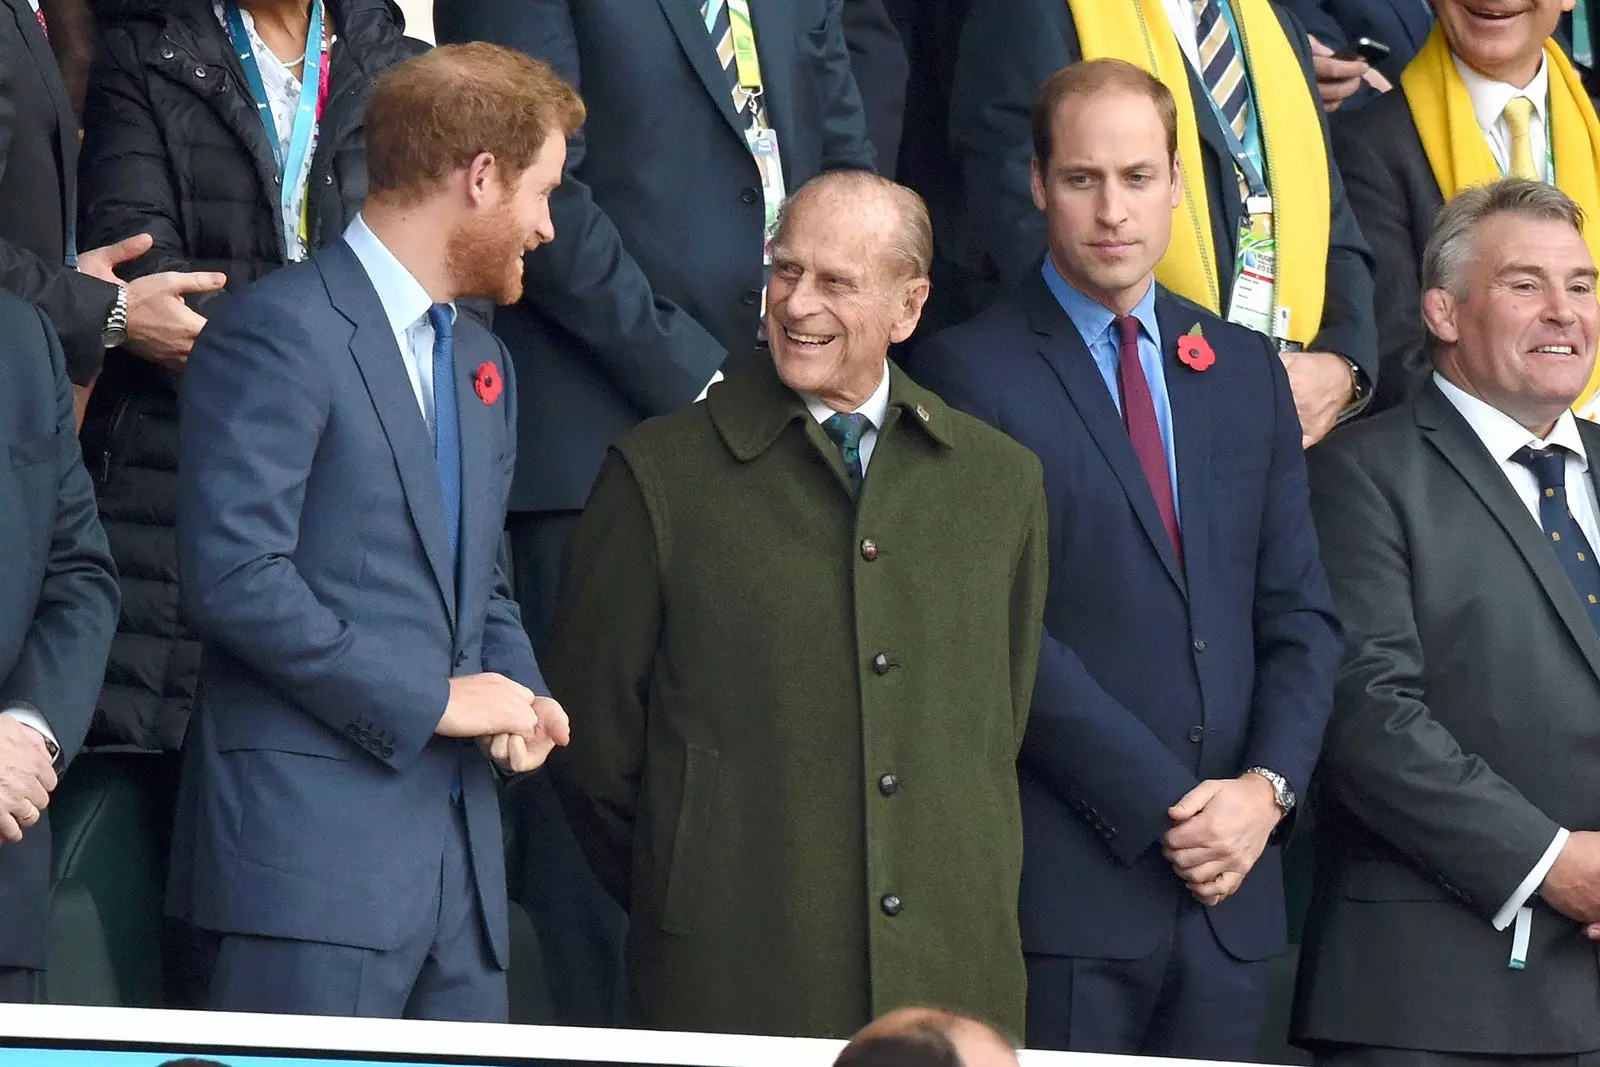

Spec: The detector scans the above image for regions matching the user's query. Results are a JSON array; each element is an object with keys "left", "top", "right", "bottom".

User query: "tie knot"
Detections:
[
  {"left": 1512, "top": 444, "right": 1568, "bottom": 491},
  {"left": 1502, "top": 95, "right": 1536, "bottom": 136},
  {"left": 1114, "top": 315, "right": 1142, "bottom": 350},
  {"left": 427, "top": 303, "right": 453, "bottom": 340},
  {"left": 822, "top": 411, "right": 871, "bottom": 451}
]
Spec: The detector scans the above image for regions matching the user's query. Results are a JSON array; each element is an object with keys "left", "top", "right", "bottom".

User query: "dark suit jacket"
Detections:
[
  {"left": 1330, "top": 87, "right": 1440, "bottom": 414},
  {"left": 913, "top": 273, "right": 1340, "bottom": 962},
  {"left": 0, "top": 290, "right": 117, "bottom": 969},
  {"left": 1294, "top": 382, "right": 1600, "bottom": 1056},
  {"left": 843, "top": 0, "right": 906, "bottom": 180},
  {"left": 1279, "top": 0, "right": 1431, "bottom": 82},
  {"left": 949, "top": 1, "right": 1377, "bottom": 377},
  {"left": 0, "top": 0, "right": 117, "bottom": 384},
  {"left": 433, "top": 0, "right": 874, "bottom": 515},
  {"left": 170, "top": 241, "right": 544, "bottom": 964}
]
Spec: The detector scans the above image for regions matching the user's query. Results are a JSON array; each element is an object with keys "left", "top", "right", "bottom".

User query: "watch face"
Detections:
[{"left": 102, "top": 328, "right": 127, "bottom": 348}]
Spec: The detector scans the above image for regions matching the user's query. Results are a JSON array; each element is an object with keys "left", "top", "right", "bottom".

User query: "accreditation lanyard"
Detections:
[
  {"left": 224, "top": 0, "right": 327, "bottom": 258},
  {"left": 705, "top": 0, "right": 786, "bottom": 274},
  {"left": 721, "top": 0, "right": 764, "bottom": 91}
]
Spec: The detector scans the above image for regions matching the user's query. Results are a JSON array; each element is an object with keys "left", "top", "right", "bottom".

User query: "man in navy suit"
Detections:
[
  {"left": 915, "top": 59, "right": 1340, "bottom": 1060},
  {"left": 171, "top": 44, "right": 579, "bottom": 1020}
]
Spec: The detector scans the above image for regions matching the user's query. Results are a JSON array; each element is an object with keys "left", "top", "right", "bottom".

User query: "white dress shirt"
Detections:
[
  {"left": 1452, "top": 52, "right": 1552, "bottom": 183},
  {"left": 1435, "top": 372, "right": 1581, "bottom": 929},
  {"left": 1, "top": 704, "right": 59, "bottom": 766},
  {"left": 802, "top": 362, "right": 892, "bottom": 474},
  {"left": 342, "top": 214, "right": 456, "bottom": 432},
  {"left": 1162, "top": 0, "right": 1204, "bottom": 69}
]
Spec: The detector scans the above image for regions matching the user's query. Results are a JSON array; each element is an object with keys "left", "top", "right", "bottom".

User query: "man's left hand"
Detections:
[
  {"left": 1162, "top": 773, "right": 1282, "bottom": 903},
  {"left": 1282, "top": 350, "right": 1355, "bottom": 448},
  {"left": 483, "top": 695, "right": 571, "bottom": 774},
  {"left": 1308, "top": 35, "right": 1370, "bottom": 112}
]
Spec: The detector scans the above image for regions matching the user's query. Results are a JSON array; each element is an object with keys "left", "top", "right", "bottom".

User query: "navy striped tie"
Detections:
[{"left": 1512, "top": 445, "right": 1600, "bottom": 633}]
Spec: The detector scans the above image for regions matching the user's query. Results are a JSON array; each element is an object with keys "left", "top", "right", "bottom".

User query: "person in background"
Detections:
[
  {"left": 547, "top": 170, "right": 1048, "bottom": 1040},
  {"left": 1295, "top": 178, "right": 1600, "bottom": 1067},
  {"left": 1280, "top": 0, "right": 1432, "bottom": 102},
  {"left": 169, "top": 43, "right": 578, "bottom": 1019},
  {"left": 916, "top": 59, "right": 1339, "bottom": 1060},
  {"left": 1333, "top": 0, "right": 1600, "bottom": 414},
  {"left": 836, "top": 1008, "right": 1021, "bottom": 1067},
  {"left": 947, "top": 0, "right": 1377, "bottom": 448},
  {"left": 431, "top": 0, "right": 875, "bottom": 1028},
  {"left": 74, "top": 0, "right": 419, "bottom": 755},
  {"left": 843, "top": 0, "right": 908, "bottom": 179},
  {"left": 0, "top": 289, "right": 119, "bottom": 1003}
]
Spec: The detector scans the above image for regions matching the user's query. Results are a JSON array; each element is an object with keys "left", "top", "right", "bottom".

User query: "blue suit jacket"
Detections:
[
  {"left": 911, "top": 274, "right": 1339, "bottom": 962},
  {"left": 170, "top": 240, "right": 544, "bottom": 964},
  {"left": 433, "top": 0, "right": 875, "bottom": 515}
]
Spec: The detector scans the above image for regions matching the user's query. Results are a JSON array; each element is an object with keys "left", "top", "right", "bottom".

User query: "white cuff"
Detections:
[
  {"left": 694, "top": 369, "right": 725, "bottom": 403},
  {"left": 2, "top": 704, "right": 61, "bottom": 765},
  {"left": 1492, "top": 827, "right": 1569, "bottom": 931}
]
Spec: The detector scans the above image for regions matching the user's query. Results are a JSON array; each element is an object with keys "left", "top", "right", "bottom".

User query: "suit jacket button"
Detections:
[
  {"left": 880, "top": 894, "right": 903, "bottom": 917},
  {"left": 1188, "top": 726, "right": 1204, "bottom": 743},
  {"left": 872, "top": 653, "right": 891, "bottom": 675},
  {"left": 742, "top": 289, "right": 760, "bottom": 306},
  {"left": 741, "top": 187, "right": 759, "bottom": 204},
  {"left": 1193, "top": 638, "right": 1207, "bottom": 653},
  {"left": 860, "top": 538, "right": 878, "bottom": 561},
  {"left": 878, "top": 773, "right": 900, "bottom": 796}
]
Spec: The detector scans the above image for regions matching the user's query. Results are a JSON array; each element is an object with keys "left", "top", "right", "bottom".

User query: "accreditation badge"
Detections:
[
  {"left": 747, "top": 125, "right": 786, "bottom": 266},
  {"left": 1225, "top": 196, "right": 1282, "bottom": 340}
]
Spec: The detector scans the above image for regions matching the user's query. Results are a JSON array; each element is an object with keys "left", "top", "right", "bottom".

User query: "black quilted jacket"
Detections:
[{"left": 75, "top": 0, "right": 422, "bottom": 750}]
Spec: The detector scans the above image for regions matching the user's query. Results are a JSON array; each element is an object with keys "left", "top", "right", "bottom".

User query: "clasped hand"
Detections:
[
  {"left": 1162, "top": 773, "right": 1282, "bottom": 907},
  {"left": 436, "top": 672, "right": 571, "bottom": 774},
  {"left": 0, "top": 716, "right": 57, "bottom": 845}
]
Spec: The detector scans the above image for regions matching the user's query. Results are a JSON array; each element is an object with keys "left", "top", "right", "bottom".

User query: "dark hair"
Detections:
[
  {"left": 834, "top": 1026, "right": 964, "bottom": 1067},
  {"left": 157, "top": 1059, "right": 232, "bottom": 1067},
  {"left": 1032, "top": 58, "right": 1179, "bottom": 168},
  {"left": 366, "top": 42, "right": 586, "bottom": 202}
]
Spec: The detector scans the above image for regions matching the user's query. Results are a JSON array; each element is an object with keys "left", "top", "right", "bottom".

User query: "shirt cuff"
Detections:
[
  {"left": 1492, "top": 827, "right": 1570, "bottom": 931},
  {"left": 695, "top": 369, "right": 725, "bottom": 403},
  {"left": 2, "top": 704, "right": 62, "bottom": 767}
]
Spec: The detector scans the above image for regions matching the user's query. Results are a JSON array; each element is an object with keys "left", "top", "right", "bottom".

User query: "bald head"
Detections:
[
  {"left": 834, "top": 1008, "right": 1020, "bottom": 1067},
  {"left": 774, "top": 171, "right": 934, "bottom": 282}
]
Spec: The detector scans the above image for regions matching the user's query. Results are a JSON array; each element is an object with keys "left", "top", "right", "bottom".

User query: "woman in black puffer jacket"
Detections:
[{"left": 76, "top": 0, "right": 423, "bottom": 750}]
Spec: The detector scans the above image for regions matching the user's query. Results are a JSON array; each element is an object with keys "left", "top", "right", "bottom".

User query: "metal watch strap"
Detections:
[
  {"left": 1245, "top": 766, "right": 1295, "bottom": 815},
  {"left": 102, "top": 285, "right": 129, "bottom": 348}
]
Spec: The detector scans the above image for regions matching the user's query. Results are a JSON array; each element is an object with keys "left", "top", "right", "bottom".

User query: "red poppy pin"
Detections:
[
  {"left": 1176, "top": 324, "right": 1216, "bottom": 372},
  {"left": 474, "top": 361, "right": 503, "bottom": 405}
]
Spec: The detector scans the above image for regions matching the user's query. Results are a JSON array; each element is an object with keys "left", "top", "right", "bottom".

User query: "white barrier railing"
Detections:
[{"left": 0, "top": 1004, "right": 1235, "bottom": 1067}]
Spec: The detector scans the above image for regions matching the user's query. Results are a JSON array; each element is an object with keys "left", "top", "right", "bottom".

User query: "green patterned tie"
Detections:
[{"left": 822, "top": 412, "right": 871, "bottom": 496}]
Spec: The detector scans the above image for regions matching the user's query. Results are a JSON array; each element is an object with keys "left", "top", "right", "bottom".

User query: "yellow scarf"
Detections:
[
  {"left": 1403, "top": 25, "right": 1600, "bottom": 415},
  {"left": 1066, "top": 0, "right": 1330, "bottom": 345}
]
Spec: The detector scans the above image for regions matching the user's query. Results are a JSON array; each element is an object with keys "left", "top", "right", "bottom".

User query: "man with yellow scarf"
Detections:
[
  {"left": 1334, "top": 0, "right": 1600, "bottom": 417},
  {"left": 949, "top": 0, "right": 1378, "bottom": 447}
]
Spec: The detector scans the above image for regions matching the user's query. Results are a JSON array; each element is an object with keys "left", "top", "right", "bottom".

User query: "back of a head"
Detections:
[
  {"left": 838, "top": 1008, "right": 1019, "bottom": 1067},
  {"left": 834, "top": 1026, "right": 965, "bottom": 1067}
]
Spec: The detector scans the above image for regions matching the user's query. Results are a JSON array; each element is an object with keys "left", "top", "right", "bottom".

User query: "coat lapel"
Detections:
[
  {"left": 453, "top": 327, "right": 496, "bottom": 624},
  {"left": 318, "top": 242, "right": 457, "bottom": 627},
  {"left": 5, "top": 0, "right": 77, "bottom": 221},
  {"left": 656, "top": 0, "right": 748, "bottom": 145},
  {"left": 1418, "top": 383, "right": 1600, "bottom": 684},
  {"left": 1156, "top": 290, "right": 1211, "bottom": 587},
  {"left": 1020, "top": 273, "right": 1186, "bottom": 595}
]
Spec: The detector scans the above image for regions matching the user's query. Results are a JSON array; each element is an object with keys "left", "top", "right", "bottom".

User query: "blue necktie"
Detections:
[
  {"left": 428, "top": 304, "right": 462, "bottom": 568},
  {"left": 822, "top": 412, "right": 871, "bottom": 496},
  {"left": 1512, "top": 445, "right": 1600, "bottom": 633}
]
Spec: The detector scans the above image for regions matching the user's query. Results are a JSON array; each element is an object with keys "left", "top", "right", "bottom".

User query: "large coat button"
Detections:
[
  {"left": 872, "top": 653, "right": 891, "bottom": 675},
  {"left": 880, "top": 894, "right": 903, "bottom": 917},
  {"left": 878, "top": 773, "right": 900, "bottom": 796},
  {"left": 860, "top": 538, "right": 878, "bottom": 561},
  {"left": 1188, "top": 726, "right": 1204, "bottom": 743}
]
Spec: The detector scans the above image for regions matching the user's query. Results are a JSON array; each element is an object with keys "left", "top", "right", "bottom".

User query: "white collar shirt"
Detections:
[
  {"left": 802, "top": 363, "right": 892, "bottom": 474},
  {"left": 1452, "top": 51, "right": 1552, "bottom": 182}
]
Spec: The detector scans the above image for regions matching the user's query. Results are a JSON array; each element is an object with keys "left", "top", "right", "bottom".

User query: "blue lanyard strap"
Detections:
[
  {"left": 223, "top": 0, "right": 325, "bottom": 252},
  {"left": 1191, "top": 74, "right": 1270, "bottom": 201}
]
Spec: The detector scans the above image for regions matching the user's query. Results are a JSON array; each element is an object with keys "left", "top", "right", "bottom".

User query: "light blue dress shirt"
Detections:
[
  {"left": 1042, "top": 258, "right": 1182, "bottom": 525},
  {"left": 342, "top": 213, "right": 457, "bottom": 432}
]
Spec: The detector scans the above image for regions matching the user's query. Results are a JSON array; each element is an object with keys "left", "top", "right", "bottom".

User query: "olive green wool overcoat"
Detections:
[{"left": 546, "top": 356, "right": 1048, "bottom": 1040}]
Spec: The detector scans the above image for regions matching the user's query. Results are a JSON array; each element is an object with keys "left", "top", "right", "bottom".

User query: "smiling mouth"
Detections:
[
  {"left": 1461, "top": 5, "right": 1522, "bottom": 21},
  {"left": 1531, "top": 344, "right": 1576, "bottom": 355},
  {"left": 784, "top": 328, "right": 837, "bottom": 348}
]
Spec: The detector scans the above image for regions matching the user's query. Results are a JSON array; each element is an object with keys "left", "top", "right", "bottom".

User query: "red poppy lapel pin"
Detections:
[
  {"left": 1176, "top": 324, "right": 1216, "bottom": 372},
  {"left": 474, "top": 361, "right": 503, "bottom": 405}
]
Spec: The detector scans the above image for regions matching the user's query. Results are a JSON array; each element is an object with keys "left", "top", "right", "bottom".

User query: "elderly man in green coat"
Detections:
[{"left": 545, "top": 171, "right": 1050, "bottom": 1040}]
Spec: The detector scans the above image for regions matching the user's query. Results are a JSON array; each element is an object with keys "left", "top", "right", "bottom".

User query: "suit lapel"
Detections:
[
  {"left": 1157, "top": 290, "right": 1211, "bottom": 586},
  {"left": 656, "top": 0, "right": 748, "bottom": 145},
  {"left": 1395, "top": 0, "right": 1433, "bottom": 51},
  {"left": 319, "top": 242, "right": 458, "bottom": 627},
  {"left": 5, "top": 0, "right": 77, "bottom": 226},
  {"left": 1418, "top": 384, "right": 1600, "bottom": 683},
  {"left": 1021, "top": 273, "right": 1187, "bottom": 595},
  {"left": 453, "top": 327, "right": 496, "bottom": 625}
]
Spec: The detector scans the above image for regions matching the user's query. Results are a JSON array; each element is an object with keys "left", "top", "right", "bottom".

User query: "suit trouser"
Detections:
[
  {"left": 1025, "top": 894, "right": 1269, "bottom": 1060},
  {"left": 1317, "top": 1046, "right": 1600, "bottom": 1067},
  {"left": 0, "top": 967, "right": 41, "bottom": 1003},
  {"left": 206, "top": 797, "right": 506, "bottom": 1021},
  {"left": 502, "top": 510, "right": 629, "bottom": 1026}
]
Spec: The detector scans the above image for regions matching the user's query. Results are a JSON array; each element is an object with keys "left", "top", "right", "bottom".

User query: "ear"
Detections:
[
  {"left": 890, "top": 277, "right": 932, "bottom": 345},
  {"left": 1170, "top": 154, "right": 1184, "bottom": 209},
  {"left": 1031, "top": 157, "right": 1048, "bottom": 213},
  {"left": 1564, "top": 0, "right": 1578, "bottom": 13},
  {"left": 464, "top": 151, "right": 499, "bottom": 207},
  {"left": 1421, "top": 287, "right": 1461, "bottom": 346}
]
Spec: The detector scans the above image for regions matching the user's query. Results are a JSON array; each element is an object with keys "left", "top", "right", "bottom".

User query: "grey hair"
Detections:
[
  {"left": 1423, "top": 178, "right": 1586, "bottom": 299},
  {"left": 772, "top": 170, "right": 934, "bottom": 281}
]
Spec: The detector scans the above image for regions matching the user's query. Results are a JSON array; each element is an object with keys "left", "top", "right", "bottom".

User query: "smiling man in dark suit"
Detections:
[{"left": 916, "top": 59, "right": 1340, "bottom": 1060}]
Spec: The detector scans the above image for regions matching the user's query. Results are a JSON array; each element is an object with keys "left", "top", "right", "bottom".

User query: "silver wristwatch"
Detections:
[
  {"left": 101, "top": 285, "right": 129, "bottom": 348},
  {"left": 1245, "top": 766, "right": 1296, "bottom": 816}
]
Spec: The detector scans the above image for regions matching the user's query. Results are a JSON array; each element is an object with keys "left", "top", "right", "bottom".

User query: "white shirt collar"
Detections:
[
  {"left": 1434, "top": 371, "right": 1589, "bottom": 471},
  {"left": 803, "top": 363, "right": 892, "bottom": 430},
  {"left": 342, "top": 213, "right": 454, "bottom": 338},
  {"left": 1451, "top": 52, "right": 1550, "bottom": 142}
]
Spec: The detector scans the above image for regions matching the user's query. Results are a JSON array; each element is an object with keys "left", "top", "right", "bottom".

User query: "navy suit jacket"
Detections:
[
  {"left": 911, "top": 273, "right": 1340, "bottom": 961},
  {"left": 1280, "top": 0, "right": 1432, "bottom": 81},
  {"left": 433, "top": 0, "right": 875, "bottom": 515},
  {"left": 949, "top": 0, "right": 1377, "bottom": 379},
  {"left": 171, "top": 240, "right": 544, "bottom": 964},
  {"left": 0, "top": 292, "right": 117, "bottom": 970}
]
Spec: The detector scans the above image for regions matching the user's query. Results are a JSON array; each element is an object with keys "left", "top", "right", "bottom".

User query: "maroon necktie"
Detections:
[{"left": 1114, "top": 315, "right": 1182, "bottom": 561}]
